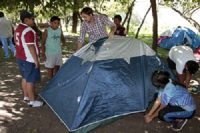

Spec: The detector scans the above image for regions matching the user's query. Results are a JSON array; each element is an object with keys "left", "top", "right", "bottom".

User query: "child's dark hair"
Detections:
[
  {"left": 152, "top": 70, "right": 186, "bottom": 88},
  {"left": 0, "top": 11, "right": 4, "bottom": 17},
  {"left": 186, "top": 60, "right": 199, "bottom": 74},
  {"left": 50, "top": 16, "right": 60, "bottom": 22},
  {"left": 81, "top": 7, "right": 93, "bottom": 15},
  {"left": 114, "top": 15, "right": 122, "bottom": 22},
  {"left": 151, "top": 70, "right": 170, "bottom": 88}
]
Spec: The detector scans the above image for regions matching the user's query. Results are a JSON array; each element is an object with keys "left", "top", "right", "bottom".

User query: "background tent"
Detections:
[
  {"left": 158, "top": 27, "right": 200, "bottom": 50},
  {"left": 40, "top": 36, "right": 172, "bottom": 132}
]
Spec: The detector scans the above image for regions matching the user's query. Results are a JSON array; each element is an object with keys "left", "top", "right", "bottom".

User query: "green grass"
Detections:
[
  {"left": 137, "top": 34, "right": 169, "bottom": 58},
  {"left": 138, "top": 34, "right": 169, "bottom": 58},
  {"left": 121, "top": 33, "right": 169, "bottom": 59},
  {"left": 0, "top": 34, "right": 169, "bottom": 62}
]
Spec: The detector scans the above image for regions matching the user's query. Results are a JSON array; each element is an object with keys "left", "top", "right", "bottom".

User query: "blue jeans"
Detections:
[
  {"left": 163, "top": 110, "right": 194, "bottom": 122},
  {"left": 158, "top": 105, "right": 195, "bottom": 122},
  {"left": 0, "top": 37, "right": 16, "bottom": 58}
]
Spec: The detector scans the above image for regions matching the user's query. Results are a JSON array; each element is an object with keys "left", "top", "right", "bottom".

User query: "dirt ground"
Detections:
[{"left": 0, "top": 56, "right": 200, "bottom": 133}]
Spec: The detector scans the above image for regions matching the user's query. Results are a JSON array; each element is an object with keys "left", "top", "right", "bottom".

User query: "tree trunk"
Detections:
[
  {"left": 126, "top": 8, "right": 132, "bottom": 33},
  {"left": 135, "top": 5, "right": 151, "bottom": 39},
  {"left": 172, "top": 7, "right": 200, "bottom": 33},
  {"left": 72, "top": 0, "right": 79, "bottom": 33},
  {"left": 72, "top": 11, "right": 79, "bottom": 33},
  {"left": 64, "top": 17, "right": 71, "bottom": 32},
  {"left": 150, "top": 0, "right": 158, "bottom": 52},
  {"left": 122, "top": 0, "right": 136, "bottom": 26}
]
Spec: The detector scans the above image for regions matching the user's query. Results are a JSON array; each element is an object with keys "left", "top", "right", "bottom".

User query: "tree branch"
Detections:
[
  {"left": 122, "top": 0, "right": 136, "bottom": 26},
  {"left": 135, "top": 5, "right": 151, "bottom": 38}
]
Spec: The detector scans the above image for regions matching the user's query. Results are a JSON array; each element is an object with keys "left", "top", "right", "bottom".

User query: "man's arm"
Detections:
[
  {"left": 76, "top": 42, "right": 82, "bottom": 51},
  {"left": 177, "top": 73, "right": 190, "bottom": 87},
  {"left": 28, "top": 45, "right": 39, "bottom": 68},
  {"left": 100, "top": 14, "right": 116, "bottom": 38},
  {"left": 177, "top": 73, "right": 185, "bottom": 85},
  {"left": 76, "top": 23, "right": 86, "bottom": 51},
  {"left": 24, "top": 30, "right": 40, "bottom": 68},
  {"left": 124, "top": 28, "right": 127, "bottom": 36},
  {"left": 184, "top": 71, "right": 192, "bottom": 87},
  {"left": 108, "top": 25, "right": 116, "bottom": 38}
]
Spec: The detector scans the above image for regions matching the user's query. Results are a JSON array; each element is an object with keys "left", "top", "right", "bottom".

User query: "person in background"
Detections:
[
  {"left": 41, "top": 16, "right": 65, "bottom": 79},
  {"left": 167, "top": 45, "right": 199, "bottom": 88},
  {"left": 14, "top": 10, "right": 43, "bottom": 107},
  {"left": 144, "top": 70, "right": 196, "bottom": 131},
  {"left": 113, "top": 14, "right": 126, "bottom": 36},
  {"left": 0, "top": 11, "right": 16, "bottom": 58},
  {"left": 76, "top": 7, "right": 116, "bottom": 50}
]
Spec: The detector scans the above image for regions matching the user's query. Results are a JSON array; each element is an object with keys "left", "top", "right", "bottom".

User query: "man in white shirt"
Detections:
[
  {"left": 0, "top": 11, "right": 16, "bottom": 58},
  {"left": 167, "top": 46, "right": 199, "bottom": 87}
]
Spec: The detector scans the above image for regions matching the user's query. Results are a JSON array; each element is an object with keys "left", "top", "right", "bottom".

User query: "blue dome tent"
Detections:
[{"left": 40, "top": 36, "right": 172, "bottom": 132}]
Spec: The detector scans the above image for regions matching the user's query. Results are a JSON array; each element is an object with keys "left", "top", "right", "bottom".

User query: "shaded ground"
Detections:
[{"left": 0, "top": 47, "right": 200, "bottom": 133}]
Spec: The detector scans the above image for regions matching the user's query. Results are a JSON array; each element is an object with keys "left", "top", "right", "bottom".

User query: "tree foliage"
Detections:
[
  {"left": 0, "top": 0, "right": 41, "bottom": 13},
  {"left": 160, "top": 0, "right": 200, "bottom": 32},
  {"left": 0, "top": 0, "right": 137, "bottom": 32}
]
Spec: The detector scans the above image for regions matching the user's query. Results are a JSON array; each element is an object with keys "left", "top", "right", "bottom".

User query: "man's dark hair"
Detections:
[
  {"left": 186, "top": 60, "right": 199, "bottom": 74},
  {"left": 81, "top": 7, "right": 93, "bottom": 15},
  {"left": 50, "top": 16, "right": 60, "bottom": 22},
  {"left": 20, "top": 10, "right": 34, "bottom": 22},
  {"left": 114, "top": 15, "right": 122, "bottom": 22},
  {"left": 0, "top": 11, "right": 4, "bottom": 18}
]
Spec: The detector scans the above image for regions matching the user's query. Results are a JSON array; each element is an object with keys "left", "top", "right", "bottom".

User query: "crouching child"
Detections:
[{"left": 144, "top": 70, "right": 196, "bottom": 131}]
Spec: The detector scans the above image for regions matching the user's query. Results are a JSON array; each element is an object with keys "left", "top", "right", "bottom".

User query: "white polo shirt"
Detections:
[{"left": 169, "top": 46, "right": 197, "bottom": 74}]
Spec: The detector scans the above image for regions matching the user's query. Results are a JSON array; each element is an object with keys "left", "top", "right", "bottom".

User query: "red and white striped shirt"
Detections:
[{"left": 14, "top": 23, "right": 39, "bottom": 63}]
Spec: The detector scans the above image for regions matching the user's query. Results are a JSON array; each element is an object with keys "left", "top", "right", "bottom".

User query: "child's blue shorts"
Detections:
[{"left": 17, "top": 59, "right": 41, "bottom": 83}]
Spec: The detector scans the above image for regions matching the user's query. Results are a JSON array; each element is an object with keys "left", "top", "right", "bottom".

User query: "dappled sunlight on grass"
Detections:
[
  {"left": 0, "top": 59, "right": 29, "bottom": 130},
  {"left": 0, "top": 101, "right": 16, "bottom": 108},
  {"left": 0, "top": 86, "right": 7, "bottom": 89},
  {"left": 15, "top": 75, "right": 21, "bottom": 78},
  {"left": 1, "top": 78, "right": 19, "bottom": 84},
  {"left": 2, "top": 79, "right": 15, "bottom": 82},
  {"left": 0, "top": 92, "right": 19, "bottom": 97},
  {"left": 0, "top": 81, "right": 5, "bottom": 85},
  {"left": 0, "top": 58, "right": 66, "bottom": 132},
  {"left": 62, "top": 57, "right": 69, "bottom": 63},
  {"left": 195, "top": 116, "right": 200, "bottom": 121},
  {"left": 0, "top": 90, "right": 27, "bottom": 124},
  {"left": 40, "top": 70, "right": 46, "bottom": 73}
]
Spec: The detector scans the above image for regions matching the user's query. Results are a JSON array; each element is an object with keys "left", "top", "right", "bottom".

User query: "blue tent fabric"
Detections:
[
  {"left": 40, "top": 37, "right": 172, "bottom": 132},
  {"left": 159, "top": 27, "right": 200, "bottom": 50}
]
